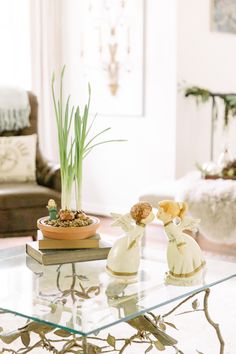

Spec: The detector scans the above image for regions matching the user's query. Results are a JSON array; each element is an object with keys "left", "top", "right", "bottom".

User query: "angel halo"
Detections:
[
  {"left": 157, "top": 200, "right": 206, "bottom": 286},
  {"left": 106, "top": 202, "right": 154, "bottom": 282}
]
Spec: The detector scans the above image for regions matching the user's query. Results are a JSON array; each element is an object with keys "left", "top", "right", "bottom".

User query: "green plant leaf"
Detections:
[
  {"left": 26, "top": 322, "right": 54, "bottom": 334},
  {"left": 21, "top": 332, "right": 30, "bottom": 347},
  {"left": 84, "top": 127, "right": 111, "bottom": 150},
  {"left": 192, "top": 299, "right": 200, "bottom": 310},
  {"left": 85, "top": 113, "right": 97, "bottom": 139},
  {"left": 54, "top": 329, "right": 72, "bottom": 337},
  {"left": 164, "top": 321, "right": 178, "bottom": 330},
  {"left": 87, "top": 343, "right": 102, "bottom": 354},
  {"left": 107, "top": 333, "right": 116, "bottom": 348},
  {"left": 159, "top": 323, "right": 166, "bottom": 331},
  {"left": 154, "top": 340, "right": 165, "bottom": 351},
  {"left": 145, "top": 344, "right": 153, "bottom": 353},
  {"left": 0, "top": 331, "right": 21, "bottom": 344},
  {"left": 52, "top": 67, "right": 76, "bottom": 209},
  {"left": 83, "top": 139, "right": 126, "bottom": 158},
  {"left": 185, "top": 87, "right": 211, "bottom": 103}
]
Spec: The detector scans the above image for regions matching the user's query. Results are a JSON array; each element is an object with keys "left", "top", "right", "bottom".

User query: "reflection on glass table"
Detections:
[{"left": 0, "top": 246, "right": 235, "bottom": 336}]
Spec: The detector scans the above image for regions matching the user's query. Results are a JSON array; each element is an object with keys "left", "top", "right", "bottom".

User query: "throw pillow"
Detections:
[{"left": 0, "top": 134, "right": 37, "bottom": 182}]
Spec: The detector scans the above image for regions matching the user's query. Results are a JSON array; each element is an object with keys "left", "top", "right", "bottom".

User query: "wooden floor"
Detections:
[{"left": 97, "top": 215, "right": 236, "bottom": 260}]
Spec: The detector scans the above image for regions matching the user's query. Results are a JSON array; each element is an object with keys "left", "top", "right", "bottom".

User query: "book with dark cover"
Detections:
[{"left": 26, "top": 239, "right": 111, "bottom": 265}]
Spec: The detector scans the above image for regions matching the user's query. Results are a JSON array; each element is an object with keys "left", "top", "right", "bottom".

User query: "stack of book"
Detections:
[{"left": 26, "top": 234, "right": 111, "bottom": 265}]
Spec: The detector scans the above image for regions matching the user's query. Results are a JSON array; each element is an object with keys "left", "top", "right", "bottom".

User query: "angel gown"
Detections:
[
  {"left": 106, "top": 223, "right": 145, "bottom": 279},
  {"left": 164, "top": 221, "right": 206, "bottom": 285}
]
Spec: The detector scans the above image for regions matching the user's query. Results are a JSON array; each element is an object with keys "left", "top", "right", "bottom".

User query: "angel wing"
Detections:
[
  {"left": 110, "top": 212, "right": 134, "bottom": 233},
  {"left": 176, "top": 216, "right": 200, "bottom": 232}
]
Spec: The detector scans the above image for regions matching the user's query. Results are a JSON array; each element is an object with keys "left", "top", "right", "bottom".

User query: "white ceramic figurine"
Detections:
[
  {"left": 157, "top": 200, "right": 206, "bottom": 286},
  {"left": 106, "top": 202, "right": 154, "bottom": 281}
]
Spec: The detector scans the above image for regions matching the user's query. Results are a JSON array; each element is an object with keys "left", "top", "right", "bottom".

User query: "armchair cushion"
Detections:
[
  {"left": 0, "top": 183, "right": 60, "bottom": 235},
  {"left": 0, "top": 183, "right": 60, "bottom": 209}
]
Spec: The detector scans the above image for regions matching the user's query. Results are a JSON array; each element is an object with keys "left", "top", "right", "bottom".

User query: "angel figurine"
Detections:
[
  {"left": 156, "top": 200, "right": 206, "bottom": 286},
  {"left": 106, "top": 202, "right": 154, "bottom": 281}
]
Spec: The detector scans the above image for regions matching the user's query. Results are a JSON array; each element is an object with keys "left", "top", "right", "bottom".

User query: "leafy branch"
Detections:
[{"left": 0, "top": 288, "right": 225, "bottom": 354}]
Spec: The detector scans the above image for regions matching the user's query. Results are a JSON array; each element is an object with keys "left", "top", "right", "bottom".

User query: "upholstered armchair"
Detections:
[{"left": 0, "top": 92, "right": 61, "bottom": 238}]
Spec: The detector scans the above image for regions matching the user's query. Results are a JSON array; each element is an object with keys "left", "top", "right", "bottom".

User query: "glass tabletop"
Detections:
[{"left": 0, "top": 245, "right": 235, "bottom": 336}]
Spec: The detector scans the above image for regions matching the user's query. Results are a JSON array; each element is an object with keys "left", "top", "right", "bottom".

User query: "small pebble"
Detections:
[{"left": 45, "top": 212, "right": 93, "bottom": 227}]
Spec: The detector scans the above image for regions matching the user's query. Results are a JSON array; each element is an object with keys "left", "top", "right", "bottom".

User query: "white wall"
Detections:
[
  {"left": 0, "top": 0, "right": 31, "bottom": 88},
  {"left": 39, "top": 0, "right": 236, "bottom": 212},
  {"left": 176, "top": 0, "right": 236, "bottom": 177},
  {"left": 59, "top": 0, "right": 177, "bottom": 214}
]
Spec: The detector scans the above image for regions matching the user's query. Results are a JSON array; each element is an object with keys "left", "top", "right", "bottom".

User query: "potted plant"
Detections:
[{"left": 38, "top": 67, "right": 124, "bottom": 239}]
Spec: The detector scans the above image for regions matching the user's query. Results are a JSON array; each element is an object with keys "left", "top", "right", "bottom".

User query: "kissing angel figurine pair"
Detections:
[{"left": 106, "top": 200, "right": 206, "bottom": 286}]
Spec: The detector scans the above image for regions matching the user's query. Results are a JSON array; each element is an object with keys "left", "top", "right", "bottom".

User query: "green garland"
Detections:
[{"left": 185, "top": 86, "right": 236, "bottom": 127}]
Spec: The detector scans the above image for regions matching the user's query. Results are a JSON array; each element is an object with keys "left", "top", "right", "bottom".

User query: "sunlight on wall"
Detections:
[{"left": 0, "top": 0, "right": 31, "bottom": 89}]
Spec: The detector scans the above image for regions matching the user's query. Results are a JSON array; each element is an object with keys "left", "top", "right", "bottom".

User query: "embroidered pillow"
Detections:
[{"left": 0, "top": 134, "right": 37, "bottom": 182}]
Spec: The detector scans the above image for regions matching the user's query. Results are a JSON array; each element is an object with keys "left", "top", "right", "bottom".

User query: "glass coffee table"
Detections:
[{"left": 0, "top": 245, "right": 235, "bottom": 353}]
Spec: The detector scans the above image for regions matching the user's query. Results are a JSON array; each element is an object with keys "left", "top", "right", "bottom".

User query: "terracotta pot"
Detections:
[{"left": 37, "top": 216, "right": 100, "bottom": 240}]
